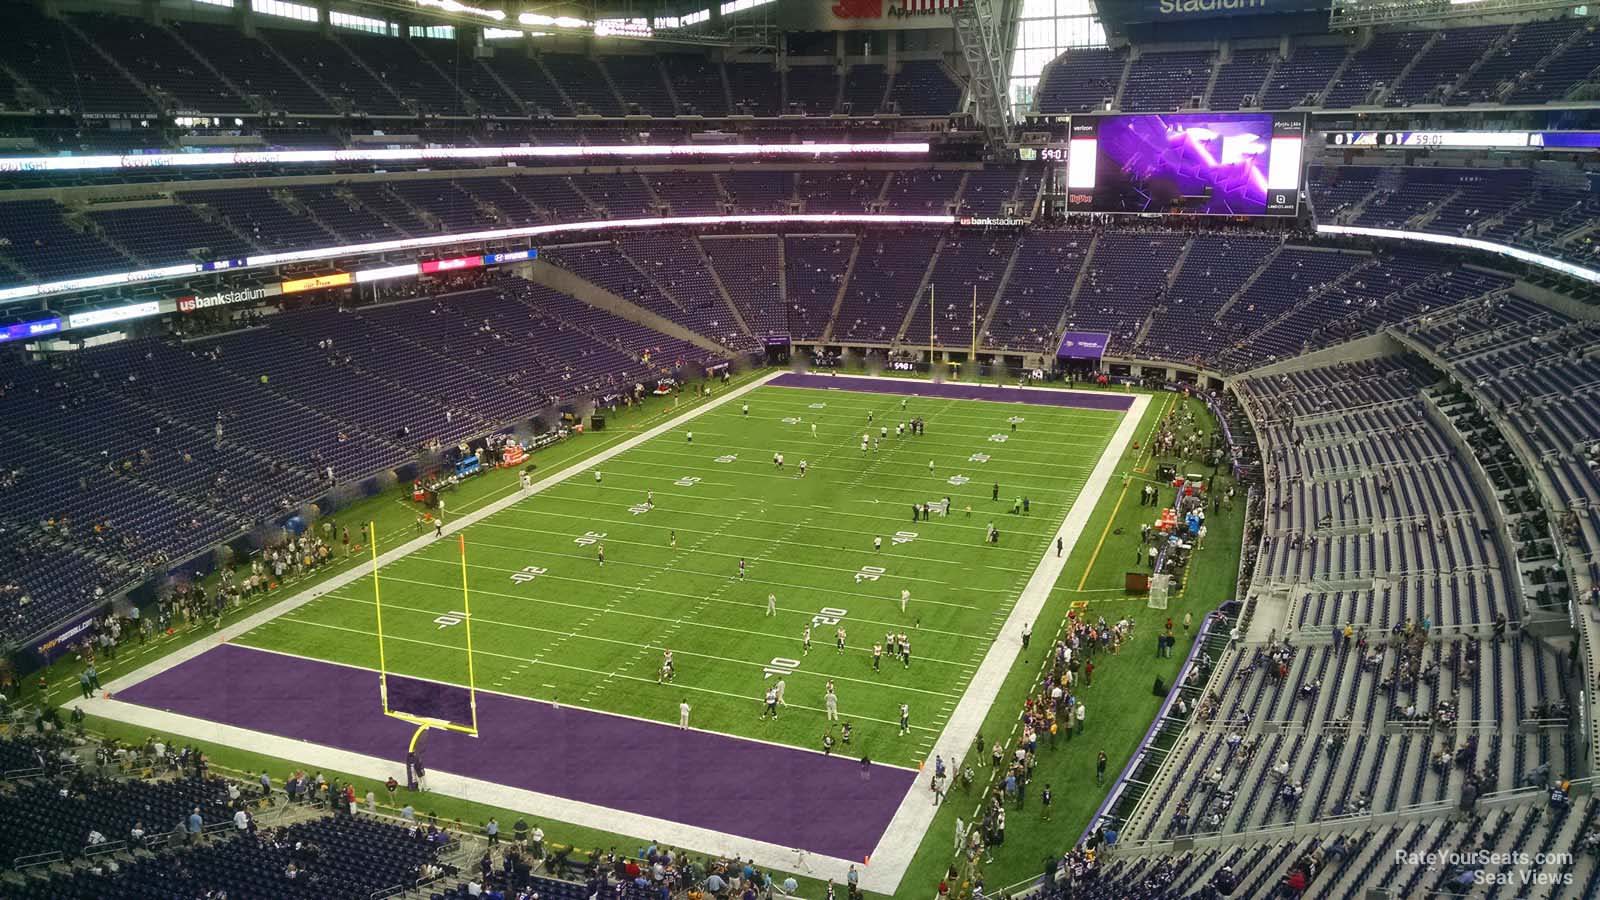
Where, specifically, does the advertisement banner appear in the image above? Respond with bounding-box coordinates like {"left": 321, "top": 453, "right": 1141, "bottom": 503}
{"left": 33, "top": 612, "right": 101, "bottom": 664}
{"left": 176, "top": 284, "right": 282, "bottom": 313}
{"left": 784, "top": 0, "right": 968, "bottom": 30}
{"left": 281, "top": 272, "right": 353, "bottom": 294}
{"left": 420, "top": 255, "right": 485, "bottom": 274}
{"left": 0, "top": 316, "right": 62, "bottom": 343}
{"left": 1056, "top": 331, "right": 1110, "bottom": 359}
{"left": 354, "top": 263, "right": 421, "bottom": 284}
{"left": 66, "top": 301, "right": 161, "bottom": 329}
{"left": 484, "top": 249, "right": 537, "bottom": 265}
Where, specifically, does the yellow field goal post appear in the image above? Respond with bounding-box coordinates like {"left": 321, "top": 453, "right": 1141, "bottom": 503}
{"left": 369, "top": 522, "right": 481, "bottom": 747}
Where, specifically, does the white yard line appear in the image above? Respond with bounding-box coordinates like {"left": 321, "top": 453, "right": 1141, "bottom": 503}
{"left": 390, "top": 546, "right": 999, "bottom": 607}
{"left": 266, "top": 613, "right": 963, "bottom": 705}
{"left": 73, "top": 371, "right": 1147, "bottom": 894}
{"left": 492, "top": 500, "right": 1060, "bottom": 554}
{"left": 445, "top": 527, "right": 1029, "bottom": 575}
{"left": 73, "top": 369, "right": 922, "bottom": 884}
{"left": 360, "top": 572, "right": 989, "bottom": 643}
{"left": 596, "top": 446, "right": 1100, "bottom": 481}
{"left": 82, "top": 369, "right": 780, "bottom": 697}
{"left": 855, "top": 392, "right": 1150, "bottom": 894}
{"left": 247, "top": 642, "right": 927, "bottom": 772}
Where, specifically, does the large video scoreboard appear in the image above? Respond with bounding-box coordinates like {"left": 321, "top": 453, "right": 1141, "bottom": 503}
{"left": 1066, "top": 113, "right": 1306, "bottom": 217}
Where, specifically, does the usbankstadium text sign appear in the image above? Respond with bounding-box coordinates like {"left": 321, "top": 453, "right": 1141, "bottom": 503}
{"left": 176, "top": 284, "right": 283, "bottom": 313}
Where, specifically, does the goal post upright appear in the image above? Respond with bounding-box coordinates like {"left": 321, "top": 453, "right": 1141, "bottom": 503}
{"left": 458, "top": 532, "right": 481, "bottom": 737}
{"left": 370, "top": 520, "right": 392, "bottom": 714}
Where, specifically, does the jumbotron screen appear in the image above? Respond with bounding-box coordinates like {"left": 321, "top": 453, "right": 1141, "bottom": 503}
{"left": 1067, "top": 113, "right": 1305, "bottom": 216}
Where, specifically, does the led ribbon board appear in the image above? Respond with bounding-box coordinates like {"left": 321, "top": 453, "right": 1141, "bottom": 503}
{"left": 0, "top": 214, "right": 957, "bottom": 306}
{"left": 1318, "top": 224, "right": 1600, "bottom": 286}
{"left": 0, "top": 142, "right": 932, "bottom": 174}
{"left": 0, "top": 316, "right": 62, "bottom": 343}
{"left": 1324, "top": 131, "right": 1600, "bottom": 151}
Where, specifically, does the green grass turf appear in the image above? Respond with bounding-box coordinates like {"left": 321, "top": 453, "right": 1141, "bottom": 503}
{"left": 41, "top": 373, "right": 1243, "bottom": 900}
{"left": 233, "top": 382, "right": 1128, "bottom": 766}
{"left": 888, "top": 392, "right": 1248, "bottom": 896}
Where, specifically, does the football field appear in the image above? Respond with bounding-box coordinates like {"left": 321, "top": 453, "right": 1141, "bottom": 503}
{"left": 232, "top": 378, "right": 1126, "bottom": 767}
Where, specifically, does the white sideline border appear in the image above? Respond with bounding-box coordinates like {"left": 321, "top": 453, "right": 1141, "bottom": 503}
{"left": 69, "top": 371, "right": 1148, "bottom": 894}
{"left": 858, "top": 386, "right": 1148, "bottom": 892}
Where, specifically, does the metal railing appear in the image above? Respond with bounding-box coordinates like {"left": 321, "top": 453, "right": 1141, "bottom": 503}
{"left": 11, "top": 850, "right": 62, "bottom": 870}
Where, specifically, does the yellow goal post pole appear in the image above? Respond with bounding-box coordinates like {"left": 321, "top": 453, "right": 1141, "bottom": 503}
{"left": 370, "top": 520, "right": 391, "bottom": 716}
{"left": 459, "top": 533, "right": 481, "bottom": 737}
{"left": 407, "top": 722, "right": 431, "bottom": 754}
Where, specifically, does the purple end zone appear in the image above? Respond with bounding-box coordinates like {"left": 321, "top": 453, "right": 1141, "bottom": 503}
{"left": 387, "top": 672, "right": 475, "bottom": 727}
{"left": 116, "top": 643, "right": 915, "bottom": 861}
{"left": 769, "top": 373, "right": 1135, "bottom": 411}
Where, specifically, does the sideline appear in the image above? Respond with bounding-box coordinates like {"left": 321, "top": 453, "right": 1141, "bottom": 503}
{"left": 70, "top": 371, "right": 906, "bottom": 881}
{"left": 859, "top": 389, "right": 1149, "bottom": 893}
{"left": 72, "top": 372, "right": 1149, "bottom": 894}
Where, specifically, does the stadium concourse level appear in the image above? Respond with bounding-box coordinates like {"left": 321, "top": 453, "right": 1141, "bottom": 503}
{"left": 1067, "top": 356, "right": 1598, "bottom": 898}
{"left": 0, "top": 6, "right": 961, "bottom": 123}
{"left": 1307, "top": 164, "right": 1600, "bottom": 274}
{"left": 1036, "top": 15, "right": 1600, "bottom": 113}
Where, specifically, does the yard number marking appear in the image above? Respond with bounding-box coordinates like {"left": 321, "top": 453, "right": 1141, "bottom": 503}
{"left": 810, "top": 606, "right": 849, "bottom": 626}
{"left": 574, "top": 531, "right": 606, "bottom": 547}
{"left": 854, "top": 565, "right": 886, "bottom": 584}
{"left": 948, "top": 475, "right": 970, "bottom": 486}
{"left": 714, "top": 454, "right": 738, "bottom": 464}
{"left": 969, "top": 453, "right": 991, "bottom": 463}
{"left": 434, "top": 610, "right": 468, "bottom": 629}
{"left": 764, "top": 657, "right": 800, "bottom": 679}
{"left": 510, "top": 566, "right": 547, "bottom": 584}
{"left": 892, "top": 531, "right": 918, "bottom": 545}
{"left": 674, "top": 475, "right": 701, "bottom": 487}
{"left": 989, "top": 434, "right": 1009, "bottom": 443}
